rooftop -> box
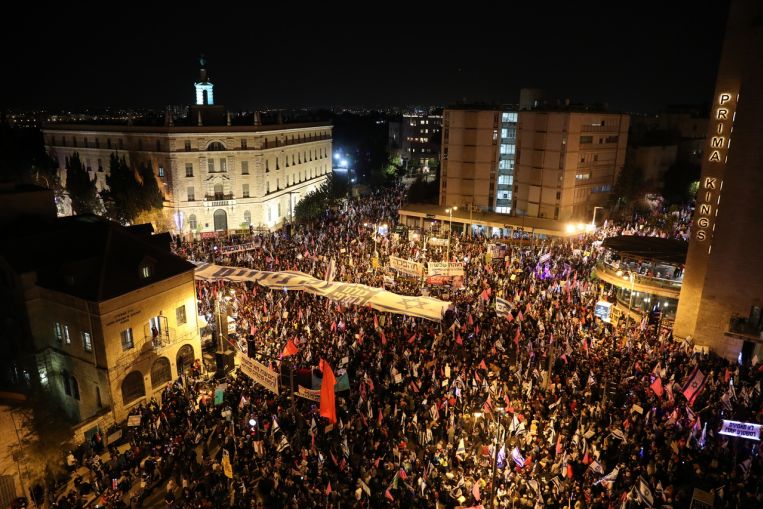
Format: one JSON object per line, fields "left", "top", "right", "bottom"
{"left": 601, "top": 235, "right": 688, "bottom": 265}
{"left": 0, "top": 215, "right": 195, "bottom": 302}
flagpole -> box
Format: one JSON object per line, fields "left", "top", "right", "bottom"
{"left": 489, "top": 407, "right": 505, "bottom": 508}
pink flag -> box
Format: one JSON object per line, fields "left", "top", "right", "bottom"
{"left": 473, "top": 481, "right": 481, "bottom": 501}
{"left": 650, "top": 377, "right": 664, "bottom": 397}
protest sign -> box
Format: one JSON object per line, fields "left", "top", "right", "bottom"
{"left": 238, "top": 355, "right": 280, "bottom": 395}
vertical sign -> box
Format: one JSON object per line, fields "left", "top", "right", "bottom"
{"left": 694, "top": 92, "right": 738, "bottom": 248}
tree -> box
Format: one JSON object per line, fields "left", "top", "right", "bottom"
{"left": 65, "top": 152, "right": 100, "bottom": 215}
{"left": 662, "top": 160, "right": 701, "bottom": 205}
{"left": 8, "top": 397, "right": 75, "bottom": 498}
{"left": 406, "top": 175, "right": 439, "bottom": 204}
{"left": 294, "top": 187, "right": 329, "bottom": 223}
{"left": 102, "top": 153, "right": 141, "bottom": 224}
{"left": 293, "top": 173, "right": 348, "bottom": 223}
{"left": 137, "top": 161, "right": 165, "bottom": 211}
{"left": 610, "top": 156, "right": 647, "bottom": 215}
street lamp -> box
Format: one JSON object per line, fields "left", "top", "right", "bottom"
{"left": 445, "top": 207, "right": 457, "bottom": 262}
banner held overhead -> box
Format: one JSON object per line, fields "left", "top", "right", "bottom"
{"left": 194, "top": 263, "right": 450, "bottom": 321}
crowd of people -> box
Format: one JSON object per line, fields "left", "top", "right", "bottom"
{"left": 57, "top": 187, "right": 761, "bottom": 508}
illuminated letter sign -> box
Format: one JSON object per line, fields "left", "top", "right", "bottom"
{"left": 695, "top": 92, "right": 737, "bottom": 243}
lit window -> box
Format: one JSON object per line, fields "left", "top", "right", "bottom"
{"left": 158, "top": 166, "right": 165, "bottom": 178}
{"left": 54, "top": 322, "right": 63, "bottom": 343}
{"left": 140, "top": 266, "right": 152, "bottom": 279}
{"left": 121, "top": 328, "right": 134, "bottom": 350}
{"left": 500, "top": 144, "right": 516, "bottom": 155}
{"left": 63, "top": 325, "right": 71, "bottom": 344}
{"left": 185, "top": 163, "right": 193, "bottom": 177}
{"left": 82, "top": 332, "right": 92, "bottom": 352}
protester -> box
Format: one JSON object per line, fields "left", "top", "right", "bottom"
{"left": 56, "top": 187, "right": 761, "bottom": 508}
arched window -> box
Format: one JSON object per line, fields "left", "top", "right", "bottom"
{"left": 122, "top": 371, "right": 145, "bottom": 406}
{"left": 70, "top": 376, "right": 80, "bottom": 400}
{"left": 62, "top": 370, "right": 71, "bottom": 396}
{"left": 244, "top": 210, "right": 251, "bottom": 225}
{"left": 176, "top": 344, "right": 195, "bottom": 374}
{"left": 207, "top": 141, "right": 226, "bottom": 151}
{"left": 189, "top": 214, "right": 197, "bottom": 231}
{"left": 151, "top": 357, "right": 172, "bottom": 388}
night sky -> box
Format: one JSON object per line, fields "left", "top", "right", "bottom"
{"left": 5, "top": 2, "right": 729, "bottom": 113}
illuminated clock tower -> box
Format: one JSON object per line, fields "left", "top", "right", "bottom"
{"left": 194, "top": 55, "right": 214, "bottom": 105}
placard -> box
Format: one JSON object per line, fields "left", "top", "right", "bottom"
{"left": 127, "top": 415, "right": 141, "bottom": 427}
{"left": 428, "top": 262, "right": 465, "bottom": 277}
{"left": 389, "top": 256, "right": 424, "bottom": 277}
{"left": 718, "top": 420, "right": 761, "bottom": 440}
{"left": 428, "top": 237, "right": 449, "bottom": 247}
{"left": 219, "top": 242, "right": 259, "bottom": 255}
{"left": 238, "top": 355, "right": 280, "bottom": 394}
{"left": 295, "top": 385, "right": 321, "bottom": 402}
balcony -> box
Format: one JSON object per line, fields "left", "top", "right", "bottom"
{"left": 592, "top": 260, "right": 682, "bottom": 299}
{"left": 726, "top": 313, "right": 763, "bottom": 343}
{"left": 203, "top": 194, "right": 236, "bottom": 207}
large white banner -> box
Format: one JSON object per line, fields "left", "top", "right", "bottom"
{"left": 389, "top": 256, "right": 424, "bottom": 277}
{"left": 428, "top": 237, "right": 449, "bottom": 247}
{"left": 219, "top": 242, "right": 259, "bottom": 255}
{"left": 428, "top": 261, "right": 465, "bottom": 276}
{"left": 719, "top": 420, "right": 761, "bottom": 441}
{"left": 238, "top": 354, "right": 280, "bottom": 395}
{"left": 195, "top": 263, "right": 450, "bottom": 321}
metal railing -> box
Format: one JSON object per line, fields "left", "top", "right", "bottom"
{"left": 728, "top": 316, "right": 763, "bottom": 337}
{"left": 595, "top": 260, "right": 683, "bottom": 291}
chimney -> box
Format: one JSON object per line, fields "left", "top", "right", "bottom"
{"left": 253, "top": 111, "right": 262, "bottom": 126}
{"left": 226, "top": 111, "right": 231, "bottom": 126}
{"left": 197, "top": 110, "right": 203, "bottom": 126}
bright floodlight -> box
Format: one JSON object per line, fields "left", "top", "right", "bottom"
{"left": 577, "top": 223, "right": 586, "bottom": 231}
{"left": 566, "top": 224, "right": 576, "bottom": 233}
{"left": 616, "top": 270, "right": 623, "bottom": 276}
{"left": 340, "top": 159, "right": 348, "bottom": 167}
{"left": 334, "top": 153, "right": 340, "bottom": 160}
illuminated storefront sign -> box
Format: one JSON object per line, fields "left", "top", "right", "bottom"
{"left": 694, "top": 92, "right": 738, "bottom": 246}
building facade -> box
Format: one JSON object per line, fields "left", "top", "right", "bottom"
{"left": 400, "top": 112, "right": 442, "bottom": 171}
{"left": 674, "top": 0, "right": 763, "bottom": 361}
{"left": 42, "top": 62, "right": 332, "bottom": 236}
{"left": 0, "top": 216, "right": 202, "bottom": 443}
{"left": 513, "top": 110, "right": 629, "bottom": 222}
{"left": 439, "top": 107, "right": 517, "bottom": 213}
